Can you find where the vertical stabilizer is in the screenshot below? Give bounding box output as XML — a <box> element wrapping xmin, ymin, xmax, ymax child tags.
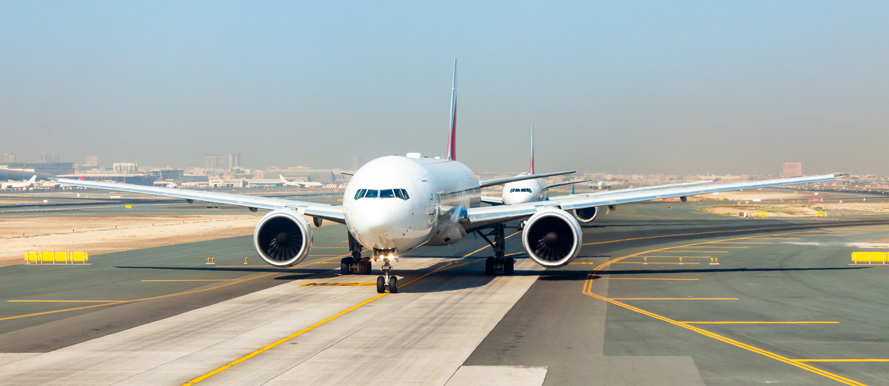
<box><xmin>530</xmin><ymin>124</ymin><xmax>535</xmax><ymax>174</ymax></box>
<box><xmin>446</xmin><ymin>59</ymin><xmax>457</xmax><ymax>161</ymax></box>
<box><xmin>28</xmin><ymin>175</ymin><xmax>36</xmax><ymax>184</ymax></box>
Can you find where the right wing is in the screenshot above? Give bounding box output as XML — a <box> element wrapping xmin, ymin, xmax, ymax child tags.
<box><xmin>464</xmin><ymin>173</ymin><xmax>845</xmax><ymax>229</ymax></box>
<box><xmin>56</xmin><ymin>179</ymin><xmax>345</xmax><ymax>223</ymax></box>
<box><xmin>556</xmin><ymin>179</ymin><xmax>715</xmax><ymax>198</ymax></box>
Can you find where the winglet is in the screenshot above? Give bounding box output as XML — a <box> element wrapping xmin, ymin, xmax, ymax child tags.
<box><xmin>446</xmin><ymin>59</ymin><xmax>457</xmax><ymax>161</ymax></box>
<box><xmin>530</xmin><ymin>124</ymin><xmax>535</xmax><ymax>174</ymax></box>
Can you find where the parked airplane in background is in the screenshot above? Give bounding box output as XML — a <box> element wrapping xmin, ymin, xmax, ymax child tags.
<box><xmin>279</xmin><ymin>175</ymin><xmax>322</xmax><ymax>188</ymax></box>
<box><xmin>58</xmin><ymin>60</ymin><xmax>845</xmax><ymax>294</ymax></box>
<box><xmin>37</xmin><ymin>180</ymin><xmax>60</xmax><ymax>189</ymax></box>
<box><xmin>1</xmin><ymin>175</ymin><xmax>36</xmax><ymax>190</ymax></box>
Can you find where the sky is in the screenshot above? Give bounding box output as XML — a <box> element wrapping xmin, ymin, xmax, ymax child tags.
<box><xmin>2</xmin><ymin>1</ymin><xmax>888</xmax><ymax>175</ymax></box>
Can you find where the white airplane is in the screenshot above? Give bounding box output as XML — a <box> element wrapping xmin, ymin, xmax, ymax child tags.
<box><xmin>279</xmin><ymin>175</ymin><xmax>322</xmax><ymax>188</ymax></box>
<box><xmin>1</xmin><ymin>175</ymin><xmax>36</xmax><ymax>190</ymax></box>
<box><xmin>58</xmin><ymin>60</ymin><xmax>845</xmax><ymax>293</ymax></box>
<box><xmin>482</xmin><ymin>126</ymin><xmax>713</xmax><ymax>224</ymax></box>
<box><xmin>482</xmin><ymin>125</ymin><xmax>589</xmax><ymax>206</ymax></box>
<box><xmin>38</xmin><ymin>180</ymin><xmax>60</xmax><ymax>189</ymax></box>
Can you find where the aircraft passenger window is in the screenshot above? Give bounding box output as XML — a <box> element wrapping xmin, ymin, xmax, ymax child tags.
<box><xmin>365</xmin><ymin>190</ymin><xmax>378</xmax><ymax>198</ymax></box>
<box><xmin>401</xmin><ymin>189</ymin><xmax>409</xmax><ymax>200</ymax></box>
<box><xmin>380</xmin><ymin>189</ymin><xmax>395</xmax><ymax>198</ymax></box>
<box><xmin>354</xmin><ymin>189</ymin><xmax>366</xmax><ymax>200</ymax></box>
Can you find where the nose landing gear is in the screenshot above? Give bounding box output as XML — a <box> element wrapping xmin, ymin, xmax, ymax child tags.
<box><xmin>373</xmin><ymin>249</ymin><xmax>398</xmax><ymax>293</ymax></box>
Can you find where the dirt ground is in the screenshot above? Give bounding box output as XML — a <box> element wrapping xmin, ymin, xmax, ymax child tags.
<box><xmin>699</xmin><ymin>201</ymin><xmax>889</xmax><ymax>218</ymax></box>
<box><xmin>1</xmin><ymin>215</ymin><xmax>266</xmax><ymax>266</ymax></box>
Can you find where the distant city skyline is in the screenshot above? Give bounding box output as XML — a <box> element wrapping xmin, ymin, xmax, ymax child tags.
<box><xmin>2</xmin><ymin>2</ymin><xmax>888</xmax><ymax>176</ymax></box>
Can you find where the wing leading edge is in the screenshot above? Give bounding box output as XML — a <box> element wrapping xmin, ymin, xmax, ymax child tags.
<box><xmin>465</xmin><ymin>173</ymin><xmax>845</xmax><ymax>229</ymax></box>
<box><xmin>56</xmin><ymin>178</ymin><xmax>345</xmax><ymax>223</ymax></box>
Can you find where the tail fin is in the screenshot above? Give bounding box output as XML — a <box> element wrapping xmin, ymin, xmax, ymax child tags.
<box><xmin>530</xmin><ymin>124</ymin><xmax>535</xmax><ymax>174</ymax></box>
<box><xmin>279</xmin><ymin>175</ymin><xmax>288</xmax><ymax>184</ymax></box>
<box><xmin>28</xmin><ymin>175</ymin><xmax>36</xmax><ymax>184</ymax></box>
<box><xmin>446</xmin><ymin>59</ymin><xmax>457</xmax><ymax>161</ymax></box>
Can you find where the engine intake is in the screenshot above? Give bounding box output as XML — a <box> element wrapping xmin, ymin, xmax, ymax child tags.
<box><xmin>522</xmin><ymin>209</ymin><xmax>583</xmax><ymax>267</ymax></box>
<box><xmin>253</xmin><ymin>209</ymin><xmax>313</xmax><ymax>267</ymax></box>
<box><xmin>572</xmin><ymin>206</ymin><xmax>599</xmax><ymax>223</ymax></box>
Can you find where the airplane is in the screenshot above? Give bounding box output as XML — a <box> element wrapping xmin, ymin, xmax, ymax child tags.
<box><xmin>481</xmin><ymin>125</ymin><xmax>713</xmax><ymax>225</ymax></box>
<box><xmin>279</xmin><ymin>175</ymin><xmax>322</xmax><ymax>188</ymax></box>
<box><xmin>37</xmin><ymin>180</ymin><xmax>60</xmax><ymax>189</ymax></box>
<box><xmin>58</xmin><ymin>60</ymin><xmax>845</xmax><ymax>293</ymax></box>
<box><xmin>482</xmin><ymin>125</ymin><xmax>589</xmax><ymax>206</ymax></box>
<box><xmin>1</xmin><ymin>175</ymin><xmax>36</xmax><ymax>190</ymax></box>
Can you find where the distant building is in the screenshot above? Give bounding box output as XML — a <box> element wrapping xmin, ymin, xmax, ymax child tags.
<box><xmin>84</xmin><ymin>155</ymin><xmax>99</xmax><ymax>167</ymax></box>
<box><xmin>228</xmin><ymin>152</ymin><xmax>241</xmax><ymax>170</ymax></box>
<box><xmin>113</xmin><ymin>163</ymin><xmax>138</xmax><ymax>173</ymax></box>
<box><xmin>204</xmin><ymin>155</ymin><xmax>224</xmax><ymax>170</ymax></box>
<box><xmin>40</xmin><ymin>152</ymin><xmax>60</xmax><ymax>163</ymax></box>
<box><xmin>782</xmin><ymin>162</ymin><xmax>802</xmax><ymax>177</ymax></box>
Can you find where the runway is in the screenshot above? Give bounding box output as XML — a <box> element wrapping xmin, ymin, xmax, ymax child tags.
<box><xmin>2</xmin><ymin>203</ymin><xmax>889</xmax><ymax>385</ymax></box>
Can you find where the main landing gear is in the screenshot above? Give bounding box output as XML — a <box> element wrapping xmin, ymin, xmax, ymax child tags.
<box><xmin>374</xmin><ymin>249</ymin><xmax>398</xmax><ymax>294</ymax></box>
<box><xmin>477</xmin><ymin>224</ymin><xmax>515</xmax><ymax>276</ymax></box>
<box><xmin>341</xmin><ymin>233</ymin><xmax>372</xmax><ymax>275</ymax></box>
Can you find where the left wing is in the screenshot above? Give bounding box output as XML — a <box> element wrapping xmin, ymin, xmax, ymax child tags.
<box><xmin>464</xmin><ymin>173</ymin><xmax>845</xmax><ymax>229</ymax></box>
<box><xmin>56</xmin><ymin>179</ymin><xmax>345</xmax><ymax>223</ymax></box>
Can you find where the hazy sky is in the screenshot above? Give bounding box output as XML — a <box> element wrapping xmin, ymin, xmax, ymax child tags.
<box><xmin>2</xmin><ymin>1</ymin><xmax>888</xmax><ymax>175</ymax></box>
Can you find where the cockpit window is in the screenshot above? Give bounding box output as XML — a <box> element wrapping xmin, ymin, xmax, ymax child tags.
<box><xmin>354</xmin><ymin>188</ymin><xmax>409</xmax><ymax>200</ymax></box>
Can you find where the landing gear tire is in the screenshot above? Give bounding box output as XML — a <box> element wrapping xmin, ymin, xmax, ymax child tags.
<box><xmin>376</xmin><ymin>276</ymin><xmax>385</xmax><ymax>293</ymax></box>
<box><xmin>389</xmin><ymin>276</ymin><xmax>399</xmax><ymax>293</ymax></box>
<box><xmin>485</xmin><ymin>257</ymin><xmax>496</xmax><ymax>276</ymax></box>
<box><xmin>357</xmin><ymin>260</ymin><xmax>371</xmax><ymax>274</ymax></box>
<box><xmin>340</xmin><ymin>258</ymin><xmax>352</xmax><ymax>275</ymax></box>
<box><xmin>504</xmin><ymin>257</ymin><xmax>515</xmax><ymax>275</ymax></box>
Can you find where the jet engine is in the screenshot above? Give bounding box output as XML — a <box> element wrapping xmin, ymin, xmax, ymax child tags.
<box><xmin>522</xmin><ymin>209</ymin><xmax>583</xmax><ymax>267</ymax></box>
<box><xmin>253</xmin><ymin>209</ymin><xmax>313</xmax><ymax>267</ymax></box>
<box><xmin>572</xmin><ymin>206</ymin><xmax>599</xmax><ymax>223</ymax></box>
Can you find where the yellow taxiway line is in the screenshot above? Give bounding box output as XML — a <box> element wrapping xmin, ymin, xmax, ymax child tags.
<box><xmin>582</xmin><ymin>229</ymin><xmax>867</xmax><ymax>386</ymax></box>
<box><xmin>681</xmin><ymin>321</ymin><xmax>839</xmax><ymax>325</ymax></box>
<box><xmin>182</xmin><ymin>231</ymin><xmax>522</xmax><ymax>385</ymax></box>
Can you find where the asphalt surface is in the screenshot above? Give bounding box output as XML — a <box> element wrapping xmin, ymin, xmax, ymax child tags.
<box><xmin>1</xmin><ymin>200</ymin><xmax>889</xmax><ymax>385</ymax></box>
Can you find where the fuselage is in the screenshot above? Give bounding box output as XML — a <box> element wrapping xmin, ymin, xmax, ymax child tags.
<box><xmin>343</xmin><ymin>155</ymin><xmax>480</xmax><ymax>254</ymax></box>
<box><xmin>501</xmin><ymin>177</ymin><xmax>544</xmax><ymax>205</ymax></box>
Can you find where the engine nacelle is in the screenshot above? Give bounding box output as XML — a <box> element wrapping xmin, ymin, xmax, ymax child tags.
<box><xmin>522</xmin><ymin>209</ymin><xmax>583</xmax><ymax>268</ymax></box>
<box><xmin>253</xmin><ymin>209</ymin><xmax>313</xmax><ymax>267</ymax></box>
<box><xmin>572</xmin><ymin>206</ymin><xmax>599</xmax><ymax>223</ymax></box>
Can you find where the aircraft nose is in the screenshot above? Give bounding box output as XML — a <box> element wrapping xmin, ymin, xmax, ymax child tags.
<box><xmin>349</xmin><ymin>202</ymin><xmax>398</xmax><ymax>248</ymax></box>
